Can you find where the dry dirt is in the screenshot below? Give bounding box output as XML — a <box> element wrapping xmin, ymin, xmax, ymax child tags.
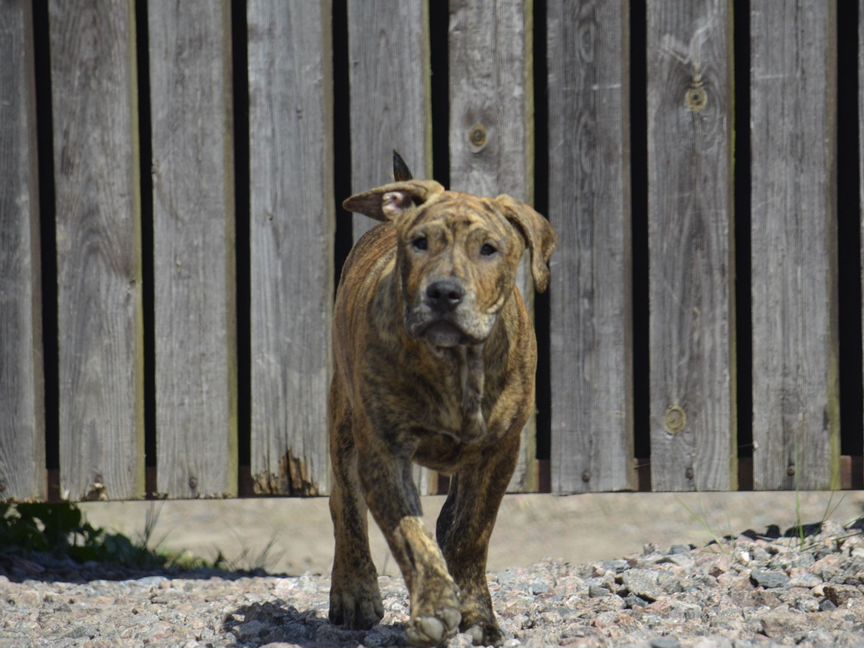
<box><xmin>80</xmin><ymin>491</ymin><xmax>864</xmax><ymax>576</ymax></box>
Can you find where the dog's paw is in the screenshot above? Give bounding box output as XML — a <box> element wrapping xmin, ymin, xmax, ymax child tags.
<box><xmin>405</xmin><ymin>606</ymin><xmax>461</xmax><ymax>646</ymax></box>
<box><xmin>328</xmin><ymin>582</ymin><xmax>384</xmax><ymax>630</ymax></box>
<box><xmin>463</xmin><ymin>621</ymin><xmax>504</xmax><ymax>647</ymax></box>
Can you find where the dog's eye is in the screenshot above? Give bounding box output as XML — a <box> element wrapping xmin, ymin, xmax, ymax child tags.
<box><xmin>480</xmin><ymin>243</ymin><xmax>497</xmax><ymax>257</ymax></box>
<box><xmin>412</xmin><ymin>236</ymin><xmax>428</xmax><ymax>251</ymax></box>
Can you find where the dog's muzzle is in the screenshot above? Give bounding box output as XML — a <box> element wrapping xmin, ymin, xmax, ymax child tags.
<box><xmin>406</xmin><ymin>278</ymin><xmax>496</xmax><ymax>348</ymax></box>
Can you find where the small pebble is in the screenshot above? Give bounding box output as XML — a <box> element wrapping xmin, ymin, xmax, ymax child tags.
<box><xmin>749</xmin><ymin>569</ymin><xmax>790</xmax><ymax>589</ymax></box>
<box><xmin>650</xmin><ymin>639</ymin><xmax>681</xmax><ymax>648</ymax></box>
<box><xmin>819</xmin><ymin>598</ymin><xmax>838</xmax><ymax>612</ymax></box>
<box><xmin>588</xmin><ymin>584</ymin><xmax>610</xmax><ymax>598</ymax></box>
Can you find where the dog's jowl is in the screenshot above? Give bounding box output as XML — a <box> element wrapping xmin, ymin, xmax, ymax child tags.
<box><xmin>329</xmin><ymin>161</ymin><xmax>556</xmax><ymax>647</ymax></box>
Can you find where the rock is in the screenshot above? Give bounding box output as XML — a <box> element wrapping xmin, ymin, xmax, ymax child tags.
<box><xmin>691</xmin><ymin>638</ymin><xmax>734</xmax><ymax>648</ymax></box>
<box><xmin>602</xmin><ymin>559</ymin><xmax>631</xmax><ymax>574</ymax></box>
<box><xmin>649</xmin><ymin>639</ymin><xmax>681</xmax><ymax>648</ymax></box>
<box><xmin>793</xmin><ymin>596</ymin><xmax>820</xmax><ymax>613</ymax></box>
<box><xmin>618</xmin><ymin>569</ymin><xmax>662</xmax><ymax>602</ymax></box>
<box><xmin>733</xmin><ymin>550</ymin><xmax>751</xmax><ymax>565</ymax></box>
<box><xmin>623</xmin><ymin>595</ymin><xmax>650</xmax><ymax>609</ymax></box>
<box><xmin>824</xmin><ymin>584</ymin><xmax>861</xmax><ymax>606</ymax></box>
<box><xmin>588</xmin><ymin>584</ymin><xmax>610</xmax><ymax>598</ymax></box>
<box><xmin>819</xmin><ymin>598</ymin><xmax>837</xmax><ymax>612</ymax></box>
<box><xmin>529</xmin><ymin>580</ymin><xmax>550</xmax><ymax>595</ymax></box>
<box><xmin>133</xmin><ymin>576</ymin><xmax>168</xmax><ymax>589</ymax></box>
<box><xmin>787</xmin><ymin>570</ymin><xmax>821</xmax><ymax>588</ymax></box>
<box><xmin>758</xmin><ymin>606</ymin><xmax>808</xmax><ymax>638</ymax></box>
<box><xmin>749</xmin><ymin>569</ymin><xmax>789</xmax><ymax>589</ymax></box>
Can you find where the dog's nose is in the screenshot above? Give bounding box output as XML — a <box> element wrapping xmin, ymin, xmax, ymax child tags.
<box><xmin>426</xmin><ymin>280</ymin><xmax>465</xmax><ymax>312</ymax></box>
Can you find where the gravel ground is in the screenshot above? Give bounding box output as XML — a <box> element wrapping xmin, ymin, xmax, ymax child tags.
<box><xmin>3</xmin><ymin>518</ymin><xmax>864</xmax><ymax>647</ymax></box>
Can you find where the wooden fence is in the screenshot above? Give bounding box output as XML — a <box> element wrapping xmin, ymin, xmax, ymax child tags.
<box><xmin>1</xmin><ymin>0</ymin><xmax>862</xmax><ymax>501</ymax></box>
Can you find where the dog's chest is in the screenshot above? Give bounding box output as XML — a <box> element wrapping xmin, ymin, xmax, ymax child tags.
<box><xmin>401</xmin><ymin>358</ymin><xmax>503</xmax><ymax>470</ymax></box>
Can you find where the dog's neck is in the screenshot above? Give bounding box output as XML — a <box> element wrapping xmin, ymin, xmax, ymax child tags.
<box><xmin>454</xmin><ymin>344</ymin><xmax>486</xmax><ymax>443</ymax></box>
<box><xmin>386</xmin><ymin>269</ymin><xmax>495</xmax><ymax>444</ymax></box>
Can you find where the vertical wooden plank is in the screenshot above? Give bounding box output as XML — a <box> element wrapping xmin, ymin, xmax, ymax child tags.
<box><xmin>750</xmin><ymin>2</ymin><xmax>839</xmax><ymax>490</ymax></box>
<box><xmin>247</xmin><ymin>0</ymin><xmax>332</xmax><ymax>495</ymax></box>
<box><xmin>348</xmin><ymin>0</ymin><xmax>431</xmax><ymax>240</ymax></box>
<box><xmin>448</xmin><ymin>0</ymin><xmax>537</xmax><ymax>492</ymax></box>
<box><xmin>50</xmin><ymin>0</ymin><xmax>144</xmax><ymax>501</ymax></box>
<box><xmin>646</xmin><ymin>0</ymin><xmax>735</xmax><ymax>491</ymax></box>
<box><xmin>448</xmin><ymin>0</ymin><xmax>532</xmax><ymax>199</ymax></box>
<box><xmin>0</xmin><ymin>0</ymin><xmax>45</xmax><ymax>500</ymax></box>
<box><xmin>548</xmin><ymin>0</ymin><xmax>633</xmax><ymax>493</ymax></box>
<box><xmin>348</xmin><ymin>0</ymin><xmax>435</xmax><ymax>494</ymax></box>
<box><xmin>148</xmin><ymin>0</ymin><xmax>236</xmax><ymax>498</ymax></box>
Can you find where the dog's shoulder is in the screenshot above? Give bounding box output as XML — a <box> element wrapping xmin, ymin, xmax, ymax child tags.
<box><xmin>338</xmin><ymin>223</ymin><xmax>397</xmax><ymax>290</ymax></box>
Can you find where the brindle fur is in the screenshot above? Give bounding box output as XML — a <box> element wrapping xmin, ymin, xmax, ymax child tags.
<box><xmin>329</xmin><ymin>171</ymin><xmax>556</xmax><ymax>646</ymax></box>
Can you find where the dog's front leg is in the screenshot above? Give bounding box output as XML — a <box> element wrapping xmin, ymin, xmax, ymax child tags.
<box><xmin>436</xmin><ymin>433</ymin><xmax>520</xmax><ymax>646</ymax></box>
<box><xmin>328</xmin><ymin>386</ymin><xmax>384</xmax><ymax>630</ymax></box>
<box><xmin>358</xmin><ymin>443</ymin><xmax>461</xmax><ymax>647</ymax></box>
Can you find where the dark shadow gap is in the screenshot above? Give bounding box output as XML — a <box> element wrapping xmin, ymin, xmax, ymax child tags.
<box><xmin>733</xmin><ymin>0</ymin><xmax>753</xmax><ymax>489</ymax></box>
<box><xmin>231</xmin><ymin>0</ymin><xmax>252</xmax><ymax>492</ymax></box>
<box><xmin>428</xmin><ymin>0</ymin><xmax>449</xmax><ymax>188</ymax></box>
<box><xmin>837</xmin><ymin>0</ymin><xmax>863</xmax><ymax>462</ymax></box>
<box><xmin>629</xmin><ymin>0</ymin><xmax>650</xmax><ymax>465</ymax></box>
<box><xmin>532</xmin><ymin>0</ymin><xmax>550</xmax><ymax>476</ymax></box>
<box><xmin>428</xmin><ymin>0</ymin><xmax>450</xmax><ymax>494</ymax></box>
<box><xmin>134</xmin><ymin>0</ymin><xmax>157</xmax><ymax>498</ymax></box>
<box><xmin>32</xmin><ymin>0</ymin><xmax>59</xmax><ymax>500</ymax></box>
<box><xmin>332</xmin><ymin>0</ymin><xmax>353</xmax><ymax>290</ymax></box>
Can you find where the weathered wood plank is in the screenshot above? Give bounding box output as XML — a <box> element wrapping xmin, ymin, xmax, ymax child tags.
<box><xmin>148</xmin><ymin>0</ymin><xmax>236</xmax><ymax>498</ymax></box>
<box><xmin>247</xmin><ymin>0</ymin><xmax>332</xmax><ymax>495</ymax></box>
<box><xmin>448</xmin><ymin>0</ymin><xmax>532</xmax><ymax>199</ymax></box>
<box><xmin>347</xmin><ymin>0</ymin><xmax>435</xmax><ymax>494</ymax></box>
<box><xmin>448</xmin><ymin>0</ymin><xmax>536</xmax><ymax>492</ymax></box>
<box><xmin>0</xmin><ymin>0</ymin><xmax>45</xmax><ymax>501</ymax></box>
<box><xmin>348</xmin><ymin>0</ymin><xmax>431</xmax><ymax>240</ymax></box>
<box><xmin>548</xmin><ymin>0</ymin><xmax>633</xmax><ymax>493</ymax></box>
<box><xmin>50</xmin><ymin>0</ymin><xmax>144</xmax><ymax>501</ymax></box>
<box><xmin>750</xmin><ymin>1</ymin><xmax>839</xmax><ymax>489</ymax></box>
<box><xmin>646</xmin><ymin>0</ymin><xmax>735</xmax><ymax>491</ymax></box>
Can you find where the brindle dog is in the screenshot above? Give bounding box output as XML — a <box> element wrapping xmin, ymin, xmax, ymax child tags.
<box><xmin>329</xmin><ymin>154</ymin><xmax>557</xmax><ymax>646</ymax></box>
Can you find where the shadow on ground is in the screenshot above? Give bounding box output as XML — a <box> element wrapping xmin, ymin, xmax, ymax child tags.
<box><xmin>0</xmin><ymin>549</ymin><xmax>283</xmax><ymax>585</ymax></box>
<box><xmin>223</xmin><ymin>601</ymin><xmax>405</xmax><ymax>648</ymax></box>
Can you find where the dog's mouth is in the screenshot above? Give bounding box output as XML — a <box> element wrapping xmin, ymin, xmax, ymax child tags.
<box><xmin>416</xmin><ymin>320</ymin><xmax>480</xmax><ymax>348</ymax></box>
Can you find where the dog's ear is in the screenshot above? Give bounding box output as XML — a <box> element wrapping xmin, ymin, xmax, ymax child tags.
<box><xmin>343</xmin><ymin>180</ymin><xmax>444</xmax><ymax>222</ymax></box>
<box><xmin>495</xmin><ymin>195</ymin><xmax>558</xmax><ymax>293</ymax></box>
<box><xmin>392</xmin><ymin>150</ymin><xmax>413</xmax><ymax>181</ymax></box>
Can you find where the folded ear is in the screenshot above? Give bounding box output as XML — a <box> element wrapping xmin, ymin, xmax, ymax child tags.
<box><xmin>495</xmin><ymin>195</ymin><xmax>558</xmax><ymax>293</ymax></box>
<box><xmin>343</xmin><ymin>180</ymin><xmax>444</xmax><ymax>222</ymax></box>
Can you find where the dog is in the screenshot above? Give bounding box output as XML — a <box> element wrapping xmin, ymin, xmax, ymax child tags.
<box><xmin>328</xmin><ymin>153</ymin><xmax>557</xmax><ymax>646</ymax></box>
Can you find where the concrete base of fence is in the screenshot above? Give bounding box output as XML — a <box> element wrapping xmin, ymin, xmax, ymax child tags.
<box><xmin>80</xmin><ymin>491</ymin><xmax>864</xmax><ymax>577</ymax></box>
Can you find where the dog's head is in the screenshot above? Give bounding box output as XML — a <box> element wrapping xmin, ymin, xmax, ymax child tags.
<box><xmin>344</xmin><ymin>180</ymin><xmax>557</xmax><ymax>348</ymax></box>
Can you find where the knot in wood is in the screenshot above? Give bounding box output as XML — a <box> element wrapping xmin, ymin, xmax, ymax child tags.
<box><xmin>664</xmin><ymin>405</ymin><xmax>687</xmax><ymax>435</ymax></box>
<box><xmin>685</xmin><ymin>85</ymin><xmax>708</xmax><ymax>112</ymax></box>
<box><xmin>581</xmin><ymin>470</ymin><xmax>591</xmax><ymax>483</ymax></box>
<box><xmin>468</xmin><ymin>123</ymin><xmax>488</xmax><ymax>152</ymax></box>
<box><xmin>786</xmin><ymin>464</ymin><xmax>796</xmax><ymax>477</ymax></box>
